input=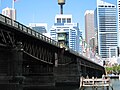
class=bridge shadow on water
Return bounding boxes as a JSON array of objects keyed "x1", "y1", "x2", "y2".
[
  {"x1": 23, "y1": 86, "x2": 79, "y2": 90},
  {"x1": 23, "y1": 85, "x2": 79, "y2": 90}
]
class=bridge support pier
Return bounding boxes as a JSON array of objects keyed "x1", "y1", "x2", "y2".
[
  {"x1": 0, "y1": 42, "x2": 24, "y2": 90},
  {"x1": 10, "y1": 42, "x2": 24, "y2": 90},
  {"x1": 11, "y1": 42, "x2": 23, "y2": 77}
]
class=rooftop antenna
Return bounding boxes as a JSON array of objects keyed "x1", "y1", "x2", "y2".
[{"x1": 58, "y1": 0, "x2": 65, "y2": 14}]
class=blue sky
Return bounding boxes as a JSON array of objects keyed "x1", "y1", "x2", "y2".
[{"x1": 0, "y1": 0, "x2": 116, "y2": 37}]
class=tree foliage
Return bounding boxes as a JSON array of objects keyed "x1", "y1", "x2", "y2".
[{"x1": 105, "y1": 65, "x2": 120, "y2": 74}]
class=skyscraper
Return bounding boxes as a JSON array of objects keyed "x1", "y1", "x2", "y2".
[
  {"x1": 2, "y1": 7, "x2": 16, "y2": 20},
  {"x1": 50, "y1": 14, "x2": 81, "y2": 53},
  {"x1": 117, "y1": 0, "x2": 120, "y2": 47},
  {"x1": 95, "y1": 0, "x2": 118, "y2": 59},
  {"x1": 85, "y1": 10, "x2": 95, "y2": 45},
  {"x1": 29, "y1": 23, "x2": 47, "y2": 34}
]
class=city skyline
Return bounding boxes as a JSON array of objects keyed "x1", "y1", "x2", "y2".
[{"x1": 0, "y1": 0, "x2": 116, "y2": 37}]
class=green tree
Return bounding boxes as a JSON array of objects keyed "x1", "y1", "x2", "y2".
[
  {"x1": 117, "y1": 65, "x2": 120, "y2": 73},
  {"x1": 105, "y1": 65, "x2": 120, "y2": 74},
  {"x1": 105, "y1": 67, "x2": 113, "y2": 74},
  {"x1": 113, "y1": 65, "x2": 117, "y2": 73}
]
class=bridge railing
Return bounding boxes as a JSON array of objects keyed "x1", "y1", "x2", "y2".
[
  {"x1": 0, "y1": 14, "x2": 83, "y2": 57},
  {"x1": 0, "y1": 14, "x2": 60, "y2": 47}
]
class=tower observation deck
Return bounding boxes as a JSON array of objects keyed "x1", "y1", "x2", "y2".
[{"x1": 58, "y1": 0, "x2": 65, "y2": 14}]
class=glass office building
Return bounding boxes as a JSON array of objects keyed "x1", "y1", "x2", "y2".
[
  {"x1": 29, "y1": 23, "x2": 47, "y2": 34},
  {"x1": 117, "y1": 0, "x2": 120, "y2": 47},
  {"x1": 50, "y1": 14, "x2": 82, "y2": 53},
  {"x1": 95, "y1": 0, "x2": 118, "y2": 59}
]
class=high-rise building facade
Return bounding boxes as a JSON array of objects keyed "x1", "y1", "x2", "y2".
[
  {"x1": 95, "y1": 0, "x2": 118, "y2": 59},
  {"x1": 50, "y1": 14, "x2": 81, "y2": 53},
  {"x1": 2, "y1": 7, "x2": 16, "y2": 20},
  {"x1": 85, "y1": 10, "x2": 95, "y2": 45},
  {"x1": 29, "y1": 23, "x2": 50, "y2": 37},
  {"x1": 29, "y1": 23, "x2": 47, "y2": 34},
  {"x1": 117, "y1": 0, "x2": 120, "y2": 47}
]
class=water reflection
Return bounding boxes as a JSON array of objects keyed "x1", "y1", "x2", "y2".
[{"x1": 112, "y1": 79, "x2": 120, "y2": 90}]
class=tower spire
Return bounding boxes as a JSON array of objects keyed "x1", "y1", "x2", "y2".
[{"x1": 58, "y1": 0, "x2": 65, "y2": 14}]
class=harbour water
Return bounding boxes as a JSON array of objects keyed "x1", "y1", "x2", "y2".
[
  {"x1": 84, "y1": 79, "x2": 120, "y2": 90},
  {"x1": 111, "y1": 79, "x2": 120, "y2": 90}
]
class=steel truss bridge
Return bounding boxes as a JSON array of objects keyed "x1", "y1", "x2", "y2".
[{"x1": 0, "y1": 14, "x2": 105, "y2": 90}]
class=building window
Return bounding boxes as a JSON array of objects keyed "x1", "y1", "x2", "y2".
[
  {"x1": 67, "y1": 18, "x2": 71, "y2": 23},
  {"x1": 57, "y1": 18, "x2": 61, "y2": 23},
  {"x1": 62, "y1": 18, "x2": 66, "y2": 23}
]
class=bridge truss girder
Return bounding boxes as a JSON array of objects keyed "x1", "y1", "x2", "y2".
[{"x1": 0, "y1": 29, "x2": 15, "y2": 47}]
